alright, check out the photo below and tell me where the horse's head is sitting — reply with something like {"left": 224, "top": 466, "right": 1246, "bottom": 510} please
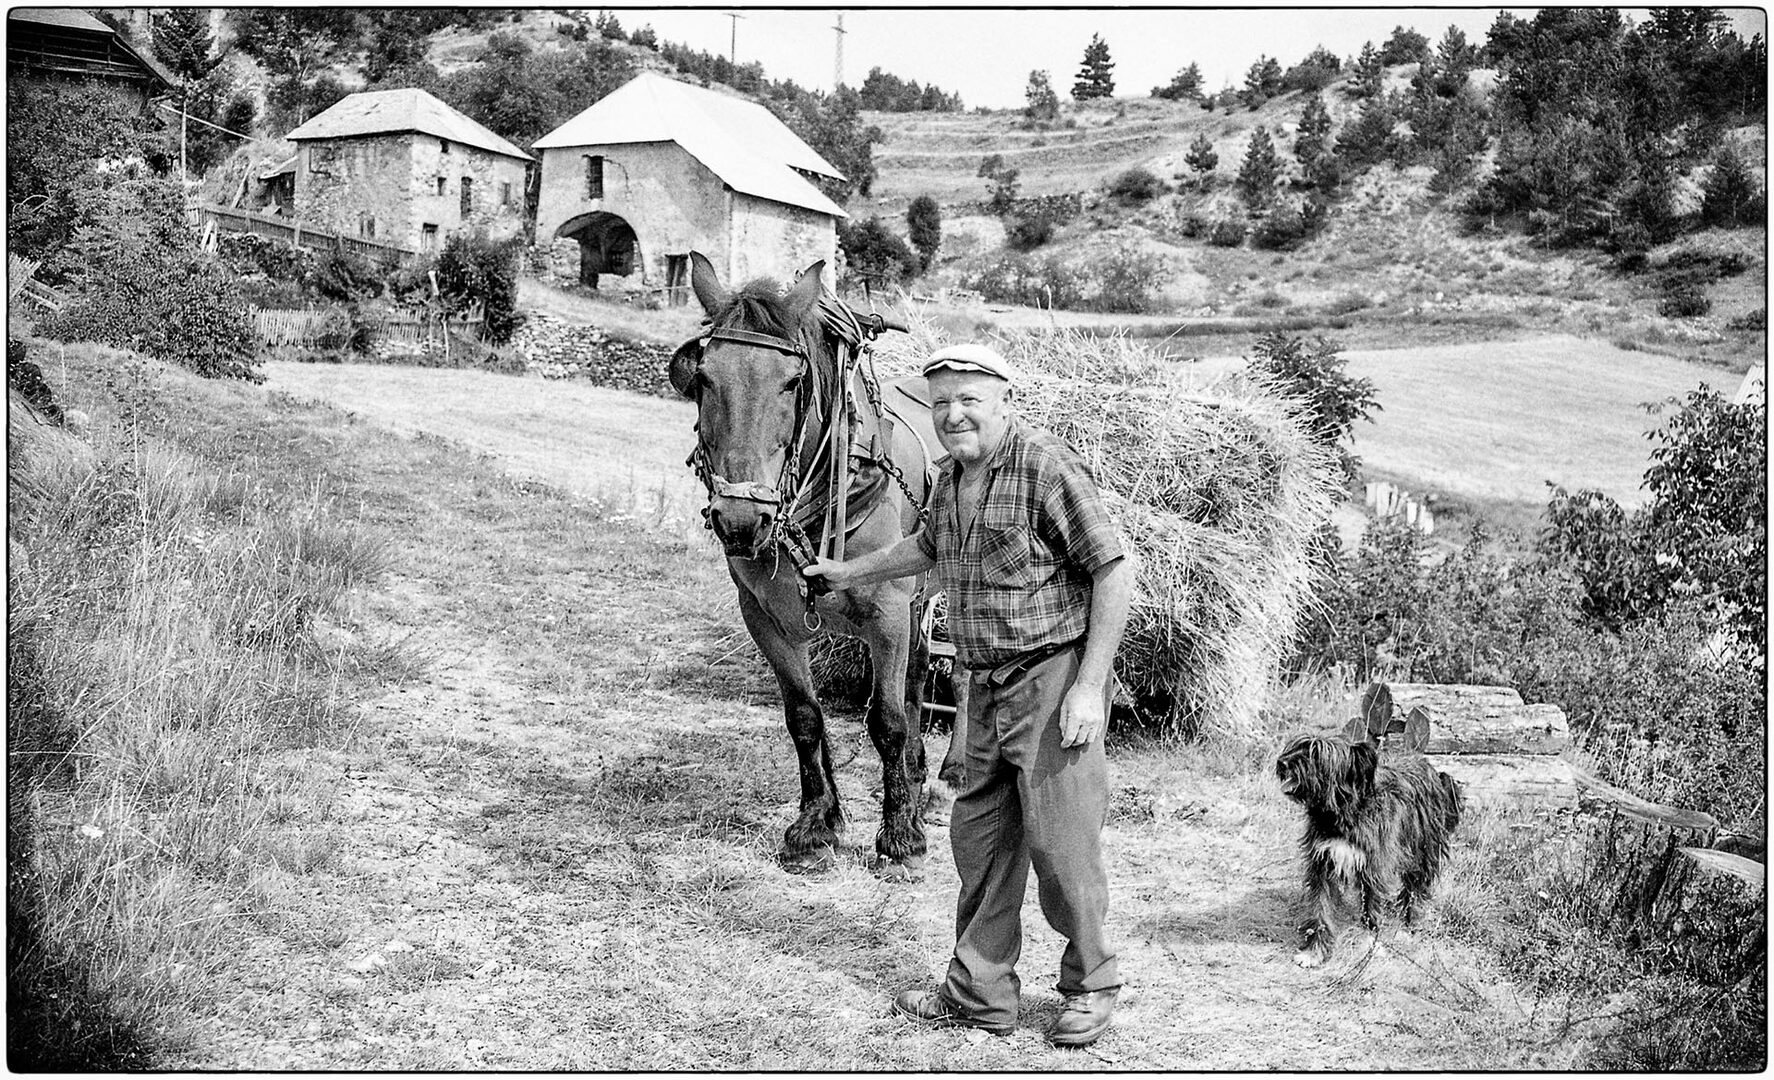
{"left": 670, "top": 251, "right": 826, "bottom": 559}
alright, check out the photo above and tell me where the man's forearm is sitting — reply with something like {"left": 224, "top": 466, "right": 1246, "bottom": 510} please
{"left": 821, "top": 533, "right": 936, "bottom": 589}
{"left": 1076, "top": 554, "right": 1135, "bottom": 689}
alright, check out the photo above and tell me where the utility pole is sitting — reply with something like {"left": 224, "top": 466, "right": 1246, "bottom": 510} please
{"left": 833, "top": 12, "right": 846, "bottom": 89}
{"left": 725, "top": 10, "right": 745, "bottom": 64}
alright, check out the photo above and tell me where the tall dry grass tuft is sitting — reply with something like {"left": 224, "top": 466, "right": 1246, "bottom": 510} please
{"left": 871, "top": 315, "right": 1337, "bottom": 741}
{"left": 7, "top": 347, "right": 398, "bottom": 1067}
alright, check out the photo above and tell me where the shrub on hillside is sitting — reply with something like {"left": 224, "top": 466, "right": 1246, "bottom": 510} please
{"left": 1005, "top": 213, "right": 1056, "bottom": 251}
{"left": 42, "top": 177, "right": 255, "bottom": 379}
{"left": 1658, "top": 284, "right": 1711, "bottom": 318}
{"left": 1248, "top": 332, "right": 1378, "bottom": 488}
{"left": 1250, "top": 200, "right": 1311, "bottom": 250}
{"left": 905, "top": 195, "right": 942, "bottom": 271}
{"left": 838, "top": 217, "right": 920, "bottom": 287}
{"left": 961, "top": 248, "right": 1163, "bottom": 314}
{"left": 1106, "top": 166, "right": 1167, "bottom": 204}
{"left": 1206, "top": 216, "right": 1247, "bottom": 247}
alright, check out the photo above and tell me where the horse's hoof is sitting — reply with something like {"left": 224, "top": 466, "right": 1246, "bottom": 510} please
{"left": 778, "top": 847, "right": 838, "bottom": 875}
{"left": 875, "top": 854, "right": 926, "bottom": 884}
{"left": 921, "top": 781, "right": 957, "bottom": 826}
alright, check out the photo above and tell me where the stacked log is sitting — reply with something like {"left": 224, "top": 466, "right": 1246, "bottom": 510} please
{"left": 1356, "top": 681, "right": 1577, "bottom": 809}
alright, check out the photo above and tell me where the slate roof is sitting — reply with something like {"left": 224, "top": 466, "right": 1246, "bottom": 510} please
{"left": 8, "top": 7, "right": 176, "bottom": 92}
{"left": 534, "top": 72, "right": 845, "bottom": 218}
{"left": 285, "top": 88, "right": 532, "bottom": 162}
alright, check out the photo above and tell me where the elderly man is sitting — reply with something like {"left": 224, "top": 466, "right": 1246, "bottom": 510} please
{"left": 804, "top": 343, "right": 1135, "bottom": 1048}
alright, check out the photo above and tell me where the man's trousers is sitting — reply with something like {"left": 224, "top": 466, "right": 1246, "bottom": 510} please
{"left": 939, "top": 641, "right": 1119, "bottom": 1027}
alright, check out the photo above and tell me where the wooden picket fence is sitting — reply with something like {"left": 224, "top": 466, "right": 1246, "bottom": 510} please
{"left": 9, "top": 253, "right": 66, "bottom": 312}
{"left": 255, "top": 307, "right": 341, "bottom": 348}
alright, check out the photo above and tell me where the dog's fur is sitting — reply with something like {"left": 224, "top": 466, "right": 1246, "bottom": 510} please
{"left": 1275, "top": 733, "right": 1463, "bottom": 968}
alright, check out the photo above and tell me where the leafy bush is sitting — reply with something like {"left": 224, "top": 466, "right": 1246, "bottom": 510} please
{"left": 41, "top": 178, "right": 255, "bottom": 379}
{"left": 1248, "top": 332, "right": 1379, "bottom": 488}
{"left": 905, "top": 195, "right": 942, "bottom": 271}
{"left": 1251, "top": 200, "right": 1312, "bottom": 250}
{"left": 1206, "top": 216, "right": 1247, "bottom": 247}
{"left": 1658, "top": 284, "right": 1712, "bottom": 318}
{"left": 837, "top": 217, "right": 920, "bottom": 286}
{"left": 1106, "top": 166, "right": 1167, "bottom": 204}
{"left": 1004, "top": 213, "right": 1056, "bottom": 251}
{"left": 433, "top": 232, "right": 525, "bottom": 344}
{"left": 961, "top": 248, "right": 1163, "bottom": 314}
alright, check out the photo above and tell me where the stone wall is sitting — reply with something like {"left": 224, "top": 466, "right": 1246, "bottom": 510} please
{"left": 295, "top": 132, "right": 527, "bottom": 252}
{"left": 731, "top": 192, "right": 837, "bottom": 283}
{"left": 949, "top": 192, "right": 1085, "bottom": 221}
{"left": 506, "top": 313, "right": 675, "bottom": 396}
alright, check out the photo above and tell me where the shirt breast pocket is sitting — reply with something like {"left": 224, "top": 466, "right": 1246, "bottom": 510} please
{"left": 979, "top": 525, "right": 1032, "bottom": 590}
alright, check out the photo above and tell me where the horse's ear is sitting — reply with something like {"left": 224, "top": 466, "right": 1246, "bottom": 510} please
{"left": 688, "top": 251, "right": 729, "bottom": 314}
{"left": 668, "top": 337, "right": 703, "bottom": 399}
{"left": 785, "top": 259, "right": 826, "bottom": 318}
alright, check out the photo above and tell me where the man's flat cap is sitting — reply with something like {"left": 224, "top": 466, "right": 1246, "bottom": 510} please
{"left": 922, "top": 343, "right": 1018, "bottom": 382}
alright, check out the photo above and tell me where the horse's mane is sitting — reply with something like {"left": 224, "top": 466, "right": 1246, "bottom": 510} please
{"left": 712, "top": 277, "right": 813, "bottom": 341}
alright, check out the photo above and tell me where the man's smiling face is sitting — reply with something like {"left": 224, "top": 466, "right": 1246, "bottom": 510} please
{"left": 928, "top": 369, "right": 1012, "bottom": 467}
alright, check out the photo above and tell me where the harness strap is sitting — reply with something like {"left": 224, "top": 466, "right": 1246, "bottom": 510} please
{"left": 706, "top": 327, "right": 804, "bottom": 355}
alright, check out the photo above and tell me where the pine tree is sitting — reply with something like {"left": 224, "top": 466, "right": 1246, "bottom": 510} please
{"left": 1294, "top": 94, "right": 1333, "bottom": 169}
{"left": 1701, "top": 140, "right": 1764, "bottom": 228}
{"left": 1025, "top": 69, "right": 1059, "bottom": 121}
{"left": 1434, "top": 26, "right": 1475, "bottom": 94}
{"left": 1236, "top": 126, "right": 1282, "bottom": 209}
{"left": 1153, "top": 62, "right": 1203, "bottom": 100}
{"left": 1072, "top": 34, "right": 1116, "bottom": 100}
{"left": 1352, "top": 41, "right": 1384, "bottom": 98}
{"left": 152, "top": 8, "right": 219, "bottom": 83}
{"left": 906, "top": 195, "right": 942, "bottom": 270}
{"left": 1380, "top": 25, "right": 1431, "bottom": 66}
{"left": 1340, "top": 96, "right": 1394, "bottom": 168}
{"left": 1184, "top": 132, "right": 1219, "bottom": 186}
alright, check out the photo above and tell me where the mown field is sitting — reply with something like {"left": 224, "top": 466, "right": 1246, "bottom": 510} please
{"left": 12, "top": 341, "right": 1653, "bottom": 1069}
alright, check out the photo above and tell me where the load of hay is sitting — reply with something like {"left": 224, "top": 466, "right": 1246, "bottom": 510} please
{"left": 814, "top": 317, "right": 1337, "bottom": 742}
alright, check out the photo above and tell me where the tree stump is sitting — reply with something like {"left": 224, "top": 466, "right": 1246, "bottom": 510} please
{"left": 1361, "top": 682, "right": 1571, "bottom": 754}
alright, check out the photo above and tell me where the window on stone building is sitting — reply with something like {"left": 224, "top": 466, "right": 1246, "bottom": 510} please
{"left": 585, "top": 155, "right": 604, "bottom": 199}
{"left": 441, "top": 139, "right": 451, "bottom": 155}
{"left": 501, "top": 181, "right": 512, "bottom": 207}
{"left": 436, "top": 176, "right": 446, "bottom": 196}
{"left": 460, "top": 177, "right": 473, "bottom": 218}
{"left": 421, "top": 224, "right": 439, "bottom": 252}
{"left": 359, "top": 214, "right": 376, "bottom": 240}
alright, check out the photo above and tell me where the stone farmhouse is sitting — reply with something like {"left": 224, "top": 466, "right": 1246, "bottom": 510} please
{"left": 284, "top": 88, "right": 531, "bottom": 254}
{"left": 532, "top": 71, "right": 847, "bottom": 298}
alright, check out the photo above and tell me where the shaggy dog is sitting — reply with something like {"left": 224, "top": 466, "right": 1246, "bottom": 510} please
{"left": 1275, "top": 733, "right": 1463, "bottom": 968}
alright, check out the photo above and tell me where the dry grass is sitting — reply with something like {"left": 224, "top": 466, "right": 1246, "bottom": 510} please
{"left": 872, "top": 318, "right": 1337, "bottom": 740}
{"left": 7, "top": 343, "right": 407, "bottom": 1067}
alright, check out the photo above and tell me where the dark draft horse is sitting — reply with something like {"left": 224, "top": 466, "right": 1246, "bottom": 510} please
{"left": 667, "top": 251, "right": 952, "bottom": 881}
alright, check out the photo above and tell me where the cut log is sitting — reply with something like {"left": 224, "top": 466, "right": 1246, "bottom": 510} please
{"left": 1428, "top": 753, "right": 1578, "bottom": 810}
{"left": 1679, "top": 847, "right": 1765, "bottom": 893}
{"left": 1362, "top": 682, "right": 1570, "bottom": 755}
{"left": 1568, "top": 762, "right": 1720, "bottom": 831}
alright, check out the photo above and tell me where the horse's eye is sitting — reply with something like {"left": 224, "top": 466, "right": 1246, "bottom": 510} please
{"left": 780, "top": 375, "right": 800, "bottom": 394}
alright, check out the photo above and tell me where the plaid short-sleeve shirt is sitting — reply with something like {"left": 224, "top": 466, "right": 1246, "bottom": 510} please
{"left": 916, "top": 419, "right": 1124, "bottom": 669}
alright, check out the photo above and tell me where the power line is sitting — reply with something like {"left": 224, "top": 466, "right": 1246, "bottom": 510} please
{"left": 155, "top": 101, "right": 254, "bottom": 140}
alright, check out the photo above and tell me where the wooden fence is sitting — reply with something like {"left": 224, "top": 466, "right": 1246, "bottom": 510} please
{"left": 9, "top": 253, "right": 66, "bottom": 312}
{"left": 252, "top": 304, "right": 485, "bottom": 353}
{"left": 201, "top": 204, "right": 415, "bottom": 265}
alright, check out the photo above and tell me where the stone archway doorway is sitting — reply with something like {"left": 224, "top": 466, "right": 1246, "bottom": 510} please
{"left": 554, "top": 211, "right": 639, "bottom": 289}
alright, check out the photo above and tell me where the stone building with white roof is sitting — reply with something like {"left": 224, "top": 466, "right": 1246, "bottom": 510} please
{"left": 533, "top": 71, "right": 847, "bottom": 297}
{"left": 285, "top": 88, "right": 533, "bottom": 254}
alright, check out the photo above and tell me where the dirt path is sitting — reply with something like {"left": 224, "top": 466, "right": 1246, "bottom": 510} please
{"left": 189, "top": 367, "right": 1602, "bottom": 1069}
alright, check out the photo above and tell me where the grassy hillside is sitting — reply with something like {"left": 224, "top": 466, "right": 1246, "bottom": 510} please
{"left": 848, "top": 78, "right": 1765, "bottom": 373}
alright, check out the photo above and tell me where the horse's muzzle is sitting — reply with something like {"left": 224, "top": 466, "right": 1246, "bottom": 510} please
{"left": 708, "top": 496, "right": 777, "bottom": 559}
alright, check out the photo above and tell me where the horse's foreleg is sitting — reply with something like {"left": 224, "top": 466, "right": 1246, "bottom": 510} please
{"left": 737, "top": 590, "right": 843, "bottom": 872}
{"left": 923, "top": 675, "right": 969, "bottom": 826}
{"left": 863, "top": 608, "right": 927, "bottom": 883}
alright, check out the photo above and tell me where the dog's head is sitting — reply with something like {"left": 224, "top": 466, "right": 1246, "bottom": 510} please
{"left": 1275, "top": 733, "right": 1379, "bottom": 815}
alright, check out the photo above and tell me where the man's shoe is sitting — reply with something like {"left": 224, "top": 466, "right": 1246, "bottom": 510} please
{"left": 1048, "top": 987, "right": 1119, "bottom": 1047}
{"left": 891, "top": 989, "right": 1013, "bottom": 1036}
